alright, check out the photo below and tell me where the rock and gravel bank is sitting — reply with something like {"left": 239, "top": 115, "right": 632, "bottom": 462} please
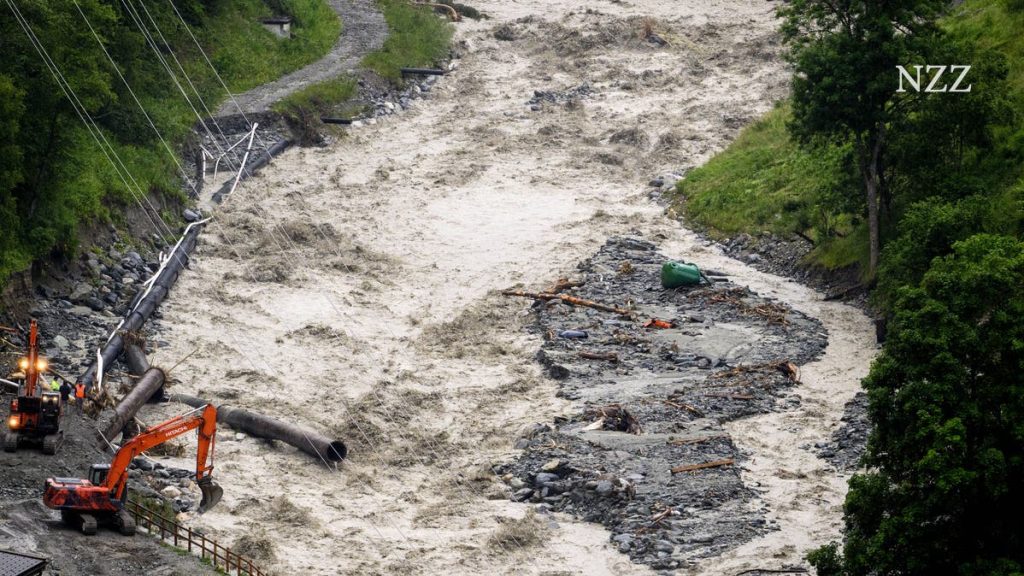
{"left": 497, "top": 237, "right": 827, "bottom": 572}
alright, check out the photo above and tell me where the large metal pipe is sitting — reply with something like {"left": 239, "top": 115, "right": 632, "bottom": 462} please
{"left": 400, "top": 67, "right": 447, "bottom": 76}
{"left": 123, "top": 344, "right": 150, "bottom": 378}
{"left": 98, "top": 342, "right": 194, "bottom": 446}
{"left": 319, "top": 117, "right": 353, "bottom": 125}
{"left": 78, "top": 223, "right": 205, "bottom": 391}
{"left": 100, "top": 367, "right": 166, "bottom": 443}
{"left": 210, "top": 139, "right": 291, "bottom": 204}
{"left": 79, "top": 138, "right": 291, "bottom": 393}
{"left": 171, "top": 394, "right": 347, "bottom": 463}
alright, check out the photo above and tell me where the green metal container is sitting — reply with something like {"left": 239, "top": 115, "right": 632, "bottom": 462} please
{"left": 661, "top": 260, "right": 702, "bottom": 288}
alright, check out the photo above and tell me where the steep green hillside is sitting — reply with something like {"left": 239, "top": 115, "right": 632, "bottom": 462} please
{"left": 0, "top": 0, "right": 340, "bottom": 286}
{"left": 671, "top": 0, "right": 1024, "bottom": 289}
{"left": 687, "top": 1, "right": 1024, "bottom": 572}
{"left": 362, "top": 0, "right": 454, "bottom": 80}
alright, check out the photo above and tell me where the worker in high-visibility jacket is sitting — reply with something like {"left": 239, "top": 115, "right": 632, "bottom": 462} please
{"left": 73, "top": 382, "right": 85, "bottom": 411}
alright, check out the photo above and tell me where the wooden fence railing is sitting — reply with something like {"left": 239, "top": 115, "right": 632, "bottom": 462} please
{"left": 126, "top": 499, "right": 267, "bottom": 576}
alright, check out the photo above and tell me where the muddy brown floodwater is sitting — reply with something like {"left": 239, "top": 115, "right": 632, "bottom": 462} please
{"left": 139, "top": 1, "right": 876, "bottom": 574}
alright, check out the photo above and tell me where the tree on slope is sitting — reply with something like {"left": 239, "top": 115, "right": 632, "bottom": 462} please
{"left": 779, "top": 0, "right": 945, "bottom": 277}
{"left": 810, "top": 233, "right": 1024, "bottom": 574}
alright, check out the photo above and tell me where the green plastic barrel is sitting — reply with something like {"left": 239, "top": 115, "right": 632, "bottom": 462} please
{"left": 661, "top": 261, "right": 702, "bottom": 288}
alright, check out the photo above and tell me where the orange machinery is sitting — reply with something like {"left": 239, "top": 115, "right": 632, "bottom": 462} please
{"left": 4, "top": 320, "right": 62, "bottom": 454}
{"left": 43, "top": 404, "right": 223, "bottom": 535}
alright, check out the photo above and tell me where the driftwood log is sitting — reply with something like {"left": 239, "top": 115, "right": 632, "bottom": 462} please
{"left": 501, "top": 290, "right": 631, "bottom": 316}
{"left": 546, "top": 277, "right": 584, "bottom": 294}
{"left": 578, "top": 351, "right": 619, "bottom": 362}
{"left": 670, "top": 458, "right": 735, "bottom": 475}
{"left": 171, "top": 394, "right": 347, "bottom": 463}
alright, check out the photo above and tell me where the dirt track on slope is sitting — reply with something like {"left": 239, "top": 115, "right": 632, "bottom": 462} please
{"left": 216, "top": 0, "right": 387, "bottom": 115}
{"left": 145, "top": 1, "right": 876, "bottom": 574}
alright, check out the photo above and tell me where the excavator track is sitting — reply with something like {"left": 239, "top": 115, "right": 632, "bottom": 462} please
{"left": 79, "top": 513, "right": 97, "bottom": 536}
{"left": 117, "top": 509, "right": 136, "bottom": 536}
{"left": 3, "top": 432, "right": 17, "bottom": 453}
{"left": 61, "top": 510, "right": 100, "bottom": 536}
{"left": 42, "top": 433, "right": 61, "bottom": 455}
{"left": 60, "top": 510, "right": 74, "bottom": 525}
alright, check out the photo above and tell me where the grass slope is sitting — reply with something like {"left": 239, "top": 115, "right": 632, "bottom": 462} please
{"left": 670, "top": 0, "right": 1023, "bottom": 275}
{"left": 273, "top": 1, "right": 454, "bottom": 136}
{"left": 363, "top": 0, "right": 453, "bottom": 81}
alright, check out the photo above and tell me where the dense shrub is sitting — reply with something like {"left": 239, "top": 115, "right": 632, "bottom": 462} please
{"left": 814, "top": 234, "right": 1024, "bottom": 575}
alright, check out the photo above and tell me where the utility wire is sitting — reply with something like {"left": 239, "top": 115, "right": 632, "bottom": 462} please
{"left": 5, "top": 0, "right": 172, "bottom": 240}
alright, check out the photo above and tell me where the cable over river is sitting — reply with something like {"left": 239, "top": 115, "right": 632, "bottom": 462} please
{"left": 149, "top": 1, "right": 877, "bottom": 573}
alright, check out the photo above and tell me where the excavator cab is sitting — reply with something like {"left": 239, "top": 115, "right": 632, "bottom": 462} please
{"left": 40, "top": 391, "right": 60, "bottom": 421}
{"left": 88, "top": 464, "right": 111, "bottom": 487}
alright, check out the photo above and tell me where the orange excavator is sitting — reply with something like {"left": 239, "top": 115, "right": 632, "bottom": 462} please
{"left": 5, "top": 319, "right": 63, "bottom": 454}
{"left": 43, "top": 404, "right": 223, "bottom": 535}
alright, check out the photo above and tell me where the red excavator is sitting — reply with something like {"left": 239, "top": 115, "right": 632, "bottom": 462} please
{"left": 43, "top": 404, "right": 223, "bottom": 535}
{"left": 5, "top": 320, "right": 63, "bottom": 454}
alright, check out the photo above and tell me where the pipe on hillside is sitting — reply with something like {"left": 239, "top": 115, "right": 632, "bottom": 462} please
{"left": 79, "top": 138, "right": 292, "bottom": 392}
{"left": 210, "top": 139, "right": 291, "bottom": 204}
{"left": 400, "top": 67, "right": 447, "bottom": 77}
{"left": 78, "top": 222, "right": 206, "bottom": 392}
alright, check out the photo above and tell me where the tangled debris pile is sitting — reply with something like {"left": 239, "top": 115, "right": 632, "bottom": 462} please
{"left": 527, "top": 82, "right": 593, "bottom": 110}
{"left": 495, "top": 237, "right": 827, "bottom": 571}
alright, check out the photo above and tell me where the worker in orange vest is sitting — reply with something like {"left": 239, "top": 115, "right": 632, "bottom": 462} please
{"left": 73, "top": 382, "right": 85, "bottom": 411}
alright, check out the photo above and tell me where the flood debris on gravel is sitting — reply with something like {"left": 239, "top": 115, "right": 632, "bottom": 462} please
{"left": 495, "top": 236, "right": 827, "bottom": 572}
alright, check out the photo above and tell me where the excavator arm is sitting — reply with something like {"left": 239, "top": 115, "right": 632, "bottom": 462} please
{"left": 104, "top": 404, "right": 221, "bottom": 511}
{"left": 16, "top": 319, "right": 42, "bottom": 396}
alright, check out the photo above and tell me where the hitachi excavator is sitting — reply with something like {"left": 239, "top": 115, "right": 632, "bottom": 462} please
{"left": 43, "top": 404, "right": 224, "bottom": 536}
{"left": 5, "top": 319, "right": 63, "bottom": 454}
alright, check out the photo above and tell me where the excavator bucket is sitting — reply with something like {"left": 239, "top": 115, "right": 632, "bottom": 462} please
{"left": 197, "top": 478, "right": 223, "bottom": 513}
